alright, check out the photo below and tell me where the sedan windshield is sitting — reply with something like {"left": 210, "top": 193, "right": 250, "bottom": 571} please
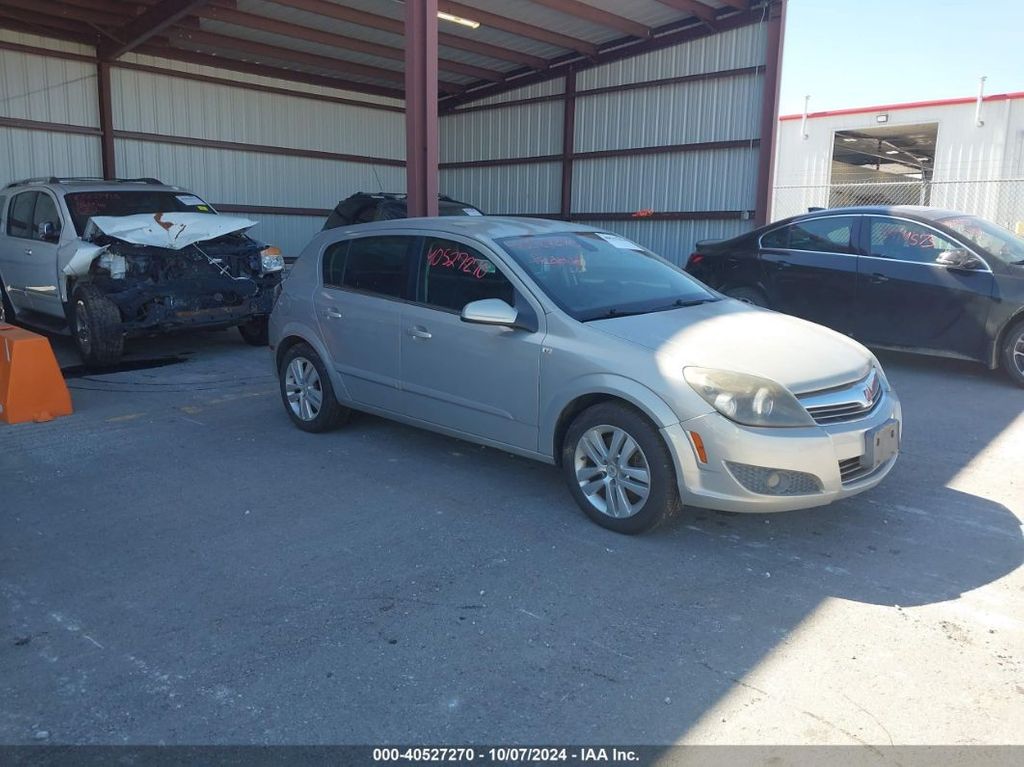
{"left": 65, "top": 191, "right": 216, "bottom": 235}
{"left": 936, "top": 214, "right": 1024, "bottom": 265}
{"left": 498, "top": 231, "right": 718, "bottom": 321}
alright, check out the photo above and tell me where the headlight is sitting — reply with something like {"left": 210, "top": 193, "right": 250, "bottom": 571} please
{"left": 683, "top": 367, "right": 815, "bottom": 428}
{"left": 260, "top": 246, "right": 285, "bottom": 273}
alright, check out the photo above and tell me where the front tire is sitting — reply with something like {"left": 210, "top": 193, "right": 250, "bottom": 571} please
{"left": 72, "top": 284, "right": 124, "bottom": 367}
{"left": 724, "top": 286, "right": 770, "bottom": 308}
{"left": 1000, "top": 319, "right": 1024, "bottom": 387}
{"left": 561, "top": 402, "right": 681, "bottom": 534}
{"left": 279, "top": 342, "right": 350, "bottom": 432}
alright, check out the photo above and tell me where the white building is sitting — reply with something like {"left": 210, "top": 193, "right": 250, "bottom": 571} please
{"left": 771, "top": 90, "right": 1024, "bottom": 233}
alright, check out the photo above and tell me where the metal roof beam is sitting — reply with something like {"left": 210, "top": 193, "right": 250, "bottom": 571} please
{"left": 166, "top": 27, "right": 465, "bottom": 93}
{"left": 437, "top": 1, "right": 598, "bottom": 56}
{"left": 197, "top": 5, "right": 503, "bottom": 82}
{"left": 267, "top": 0, "right": 548, "bottom": 70}
{"left": 135, "top": 42, "right": 406, "bottom": 99}
{"left": 0, "top": 10, "right": 102, "bottom": 43}
{"left": 526, "top": 0, "right": 650, "bottom": 38}
{"left": 2, "top": 0, "right": 125, "bottom": 27}
{"left": 99, "top": 0, "right": 210, "bottom": 59}
{"left": 652, "top": 0, "right": 717, "bottom": 22}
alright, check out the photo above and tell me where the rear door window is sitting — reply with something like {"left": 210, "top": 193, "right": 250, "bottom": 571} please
{"left": 331, "top": 235, "right": 414, "bottom": 300}
{"left": 867, "top": 218, "right": 960, "bottom": 264}
{"left": 6, "top": 192, "right": 37, "bottom": 239}
{"left": 776, "top": 217, "right": 857, "bottom": 254}
{"left": 418, "top": 237, "right": 514, "bottom": 313}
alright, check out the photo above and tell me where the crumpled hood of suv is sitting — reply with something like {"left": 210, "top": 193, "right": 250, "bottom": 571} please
{"left": 83, "top": 212, "right": 257, "bottom": 250}
{"left": 590, "top": 300, "right": 872, "bottom": 394}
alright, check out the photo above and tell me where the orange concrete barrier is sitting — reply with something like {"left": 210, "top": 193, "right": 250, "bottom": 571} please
{"left": 0, "top": 324, "right": 73, "bottom": 424}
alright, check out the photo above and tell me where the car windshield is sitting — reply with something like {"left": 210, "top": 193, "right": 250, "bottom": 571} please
{"left": 64, "top": 191, "right": 216, "bottom": 235}
{"left": 935, "top": 214, "right": 1024, "bottom": 265}
{"left": 497, "top": 231, "right": 718, "bottom": 322}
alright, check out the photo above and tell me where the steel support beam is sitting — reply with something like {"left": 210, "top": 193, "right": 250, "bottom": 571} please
{"left": 97, "top": 60, "right": 116, "bottom": 179}
{"left": 99, "top": 0, "right": 209, "bottom": 59}
{"left": 405, "top": 0, "right": 439, "bottom": 218}
{"left": 652, "top": 0, "right": 717, "bottom": 22}
{"left": 560, "top": 70, "right": 576, "bottom": 220}
{"left": 268, "top": 0, "right": 547, "bottom": 71}
{"left": 437, "top": 1, "right": 598, "bottom": 57}
{"left": 196, "top": 5, "right": 503, "bottom": 82}
{"left": 527, "top": 0, "right": 650, "bottom": 38}
{"left": 754, "top": 0, "right": 785, "bottom": 226}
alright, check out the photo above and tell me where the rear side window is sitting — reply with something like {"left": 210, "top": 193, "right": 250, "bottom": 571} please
{"left": 0, "top": 195, "right": 7, "bottom": 228}
{"left": 764, "top": 217, "right": 856, "bottom": 254}
{"left": 324, "top": 235, "right": 413, "bottom": 300}
{"left": 868, "top": 218, "right": 959, "bottom": 264}
{"left": 7, "top": 191, "right": 37, "bottom": 239}
{"left": 419, "top": 237, "right": 514, "bottom": 313}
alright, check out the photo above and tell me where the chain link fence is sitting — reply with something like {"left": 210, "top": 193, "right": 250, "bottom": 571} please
{"left": 771, "top": 178, "right": 1024, "bottom": 234}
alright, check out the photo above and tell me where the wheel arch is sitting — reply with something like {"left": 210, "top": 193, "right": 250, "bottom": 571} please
{"left": 991, "top": 310, "right": 1024, "bottom": 370}
{"left": 545, "top": 377, "right": 680, "bottom": 466}
{"left": 273, "top": 323, "right": 352, "bottom": 403}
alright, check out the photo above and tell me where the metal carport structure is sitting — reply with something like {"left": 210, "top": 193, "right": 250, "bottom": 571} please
{"left": 0, "top": 0, "right": 785, "bottom": 257}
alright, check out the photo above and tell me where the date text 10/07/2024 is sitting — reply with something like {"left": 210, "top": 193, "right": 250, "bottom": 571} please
{"left": 372, "top": 747, "right": 641, "bottom": 763}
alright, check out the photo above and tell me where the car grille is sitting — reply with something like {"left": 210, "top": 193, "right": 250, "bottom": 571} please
{"left": 838, "top": 456, "right": 871, "bottom": 484}
{"left": 799, "top": 370, "right": 883, "bottom": 426}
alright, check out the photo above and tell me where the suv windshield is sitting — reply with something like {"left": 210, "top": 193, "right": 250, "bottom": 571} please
{"left": 498, "top": 231, "right": 718, "bottom": 322}
{"left": 936, "top": 214, "right": 1024, "bottom": 265}
{"left": 64, "top": 191, "right": 215, "bottom": 235}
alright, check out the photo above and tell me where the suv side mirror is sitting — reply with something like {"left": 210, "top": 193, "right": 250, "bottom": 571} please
{"left": 461, "top": 298, "right": 519, "bottom": 328}
{"left": 936, "top": 249, "right": 985, "bottom": 271}
{"left": 37, "top": 221, "right": 60, "bottom": 243}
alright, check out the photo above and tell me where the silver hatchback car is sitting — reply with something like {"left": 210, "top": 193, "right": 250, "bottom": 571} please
{"left": 269, "top": 217, "right": 901, "bottom": 534}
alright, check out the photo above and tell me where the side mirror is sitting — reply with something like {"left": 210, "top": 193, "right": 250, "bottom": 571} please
{"left": 461, "top": 298, "right": 519, "bottom": 328}
{"left": 37, "top": 221, "right": 60, "bottom": 243}
{"left": 936, "top": 249, "right": 985, "bottom": 271}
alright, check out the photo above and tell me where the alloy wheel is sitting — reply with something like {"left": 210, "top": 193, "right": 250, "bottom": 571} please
{"left": 284, "top": 356, "right": 323, "bottom": 421}
{"left": 573, "top": 425, "right": 651, "bottom": 519}
{"left": 1014, "top": 332, "right": 1024, "bottom": 376}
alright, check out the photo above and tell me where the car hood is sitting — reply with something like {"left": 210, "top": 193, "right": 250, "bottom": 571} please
{"left": 589, "top": 300, "right": 872, "bottom": 394}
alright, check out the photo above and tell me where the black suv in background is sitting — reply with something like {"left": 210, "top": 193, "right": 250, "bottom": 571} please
{"left": 323, "top": 192, "right": 483, "bottom": 230}
{"left": 685, "top": 205, "right": 1024, "bottom": 386}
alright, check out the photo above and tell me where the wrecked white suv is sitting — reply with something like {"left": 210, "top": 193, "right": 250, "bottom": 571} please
{"left": 0, "top": 177, "right": 284, "bottom": 365}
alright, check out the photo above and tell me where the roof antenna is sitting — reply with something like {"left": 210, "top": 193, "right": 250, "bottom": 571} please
{"left": 371, "top": 165, "right": 385, "bottom": 192}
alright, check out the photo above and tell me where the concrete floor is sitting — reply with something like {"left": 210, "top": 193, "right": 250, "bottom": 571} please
{"left": 1, "top": 329, "right": 1022, "bottom": 746}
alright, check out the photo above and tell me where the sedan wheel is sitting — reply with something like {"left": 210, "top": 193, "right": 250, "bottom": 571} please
{"left": 1002, "top": 320, "right": 1024, "bottom": 387}
{"left": 285, "top": 356, "right": 324, "bottom": 421}
{"left": 574, "top": 425, "right": 651, "bottom": 519}
{"left": 562, "top": 402, "right": 681, "bottom": 534}
{"left": 278, "top": 342, "right": 351, "bottom": 432}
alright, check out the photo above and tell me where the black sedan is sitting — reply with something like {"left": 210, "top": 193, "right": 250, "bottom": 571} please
{"left": 686, "top": 206, "right": 1024, "bottom": 387}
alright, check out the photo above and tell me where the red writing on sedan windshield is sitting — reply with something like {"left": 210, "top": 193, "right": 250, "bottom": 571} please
{"left": 427, "top": 246, "right": 493, "bottom": 279}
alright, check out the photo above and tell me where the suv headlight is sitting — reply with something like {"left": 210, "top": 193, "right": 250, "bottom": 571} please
{"left": 260, "top": 246, "right": 285, "bottom": 273}
{"left": 683, "top": 367, "right": 815, "bottom": 428}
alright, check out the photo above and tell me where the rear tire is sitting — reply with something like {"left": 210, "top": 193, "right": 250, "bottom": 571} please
{"left": 238, "top": 316, "right": 269, "bottom": 346}
{"left": 561, "top": 402, "right": 681, "bottom": 534}
{"left": 72, "top": 284, "right": 124, "bottom": 367}
{"left": 1000, "top": 319, "right": 1024, "bottom": 388}
{"left": 724, "top": 286, "right": 770, "bottom": 308}
{"left": 279, "top": 342, "right": 350, "bottom": 433}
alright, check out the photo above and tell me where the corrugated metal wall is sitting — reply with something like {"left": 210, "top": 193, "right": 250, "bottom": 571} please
{"left": 0, "top": 30, "right": 102, "bottom": 179}
{"left": 441, "top": 23, "right": 770, "bottom": 262}
{"left": 0, "top": 31, "right": 405, "bottom": 256}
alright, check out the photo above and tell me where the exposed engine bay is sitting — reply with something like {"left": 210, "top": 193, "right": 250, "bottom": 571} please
{"left": 61, "top": 213, "right": 283, "bottom": 335}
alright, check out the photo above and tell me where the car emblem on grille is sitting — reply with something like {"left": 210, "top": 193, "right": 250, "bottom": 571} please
{"left": 863, "top": 373, "right": 878, "bottom": 404}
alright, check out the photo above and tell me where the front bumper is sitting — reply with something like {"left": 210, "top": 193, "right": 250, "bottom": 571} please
{"left": 662, "top": 391, "right": 902, "bottom": 513}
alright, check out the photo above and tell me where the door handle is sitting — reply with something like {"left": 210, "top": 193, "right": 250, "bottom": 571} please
{"left": 324, "top": 307, "right": 343, "bottom": 319}
{"left": 870, "top": 273, "right": 889, "bottom": 284}
{"left": 407, "top": 326, "right": 432, "bottom": 340}
{"left": 775, "top": 260, "right": 792, "bottom": 268}
{"left": 23, "top": 249, "right": 32, "bottom": 256}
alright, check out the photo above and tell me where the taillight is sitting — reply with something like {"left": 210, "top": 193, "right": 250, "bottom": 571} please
{"left": 687, "top": 253, "right": 704, "bottom": 267}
